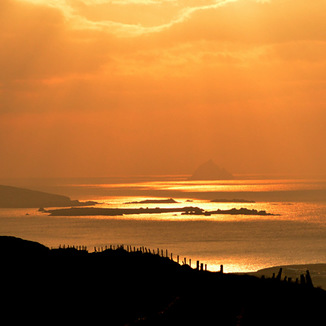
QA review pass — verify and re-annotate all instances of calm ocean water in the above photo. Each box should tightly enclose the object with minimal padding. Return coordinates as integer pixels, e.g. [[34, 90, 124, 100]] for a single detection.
[[1, 178, 326, 274]]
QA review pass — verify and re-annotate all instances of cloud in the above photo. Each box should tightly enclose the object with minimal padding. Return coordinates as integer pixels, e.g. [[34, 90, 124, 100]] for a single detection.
[[2, 0, 326, 116], [0, 1, 112, 82], [16, 0, 240, 36], [13, 0, 326, 42], [2, 0, 326, 177]]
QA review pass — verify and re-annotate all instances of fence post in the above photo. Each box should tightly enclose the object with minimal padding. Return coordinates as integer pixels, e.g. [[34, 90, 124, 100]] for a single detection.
[[200, 263, 204, 271], [276, 268, 282, 281], [177, 255, 179, 264], [306, 270, 313, 287], [300, 274, 306, 285], [189, 259, 191, 267], [220, 265, 224, 274], [196, 261, 200, 270]]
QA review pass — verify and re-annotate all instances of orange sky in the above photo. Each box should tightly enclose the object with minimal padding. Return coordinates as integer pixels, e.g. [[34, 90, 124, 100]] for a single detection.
[[1, 0, 326, 178]]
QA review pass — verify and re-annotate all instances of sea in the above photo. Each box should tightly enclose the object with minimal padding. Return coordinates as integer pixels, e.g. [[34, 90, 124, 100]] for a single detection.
[[1, 176, 326, 277]]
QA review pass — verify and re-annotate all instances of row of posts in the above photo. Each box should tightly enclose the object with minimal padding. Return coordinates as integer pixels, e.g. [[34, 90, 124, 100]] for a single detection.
[[57, 244, 88, 251], [55, 243, 224, 273], [54, 245, 312, 284], [270, 268, 314, 287]]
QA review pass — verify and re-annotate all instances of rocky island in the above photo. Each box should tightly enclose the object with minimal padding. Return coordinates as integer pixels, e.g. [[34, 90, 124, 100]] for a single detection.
[[45, 206, 277, 217]]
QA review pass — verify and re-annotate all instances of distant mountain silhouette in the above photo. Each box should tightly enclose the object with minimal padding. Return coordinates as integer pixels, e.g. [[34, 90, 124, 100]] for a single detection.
[[0, 184, 97, 208], [189, 160, 234, 180]]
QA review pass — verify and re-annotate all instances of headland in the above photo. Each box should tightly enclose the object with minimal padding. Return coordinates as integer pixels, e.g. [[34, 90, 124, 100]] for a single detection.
[[0, 184, 97, 208]]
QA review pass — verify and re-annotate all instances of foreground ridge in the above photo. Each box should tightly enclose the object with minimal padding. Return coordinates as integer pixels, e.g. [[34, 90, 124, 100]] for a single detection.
[[1, 236, 325, 326]]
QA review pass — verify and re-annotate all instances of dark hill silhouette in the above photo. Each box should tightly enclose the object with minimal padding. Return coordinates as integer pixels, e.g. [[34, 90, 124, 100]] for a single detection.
[[0, 184, 97, 208], [1, 236, 325, 325], [0, 235, 49, 257], [189, 160, 234, 180]]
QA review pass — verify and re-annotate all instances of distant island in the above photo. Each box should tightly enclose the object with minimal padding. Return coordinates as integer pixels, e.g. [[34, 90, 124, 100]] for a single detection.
[[45, 206, 276, 217], [182, 207, 275, 216], [211, 199, 255, 203], [125, 198, 178, 204], [0, 184, 97, 208], [189, 160, 234, 180], [208, 208, 276, 216]]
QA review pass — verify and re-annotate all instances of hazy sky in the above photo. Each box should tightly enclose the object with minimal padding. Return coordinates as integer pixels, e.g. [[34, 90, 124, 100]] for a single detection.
[[1, 0, 326, 178]]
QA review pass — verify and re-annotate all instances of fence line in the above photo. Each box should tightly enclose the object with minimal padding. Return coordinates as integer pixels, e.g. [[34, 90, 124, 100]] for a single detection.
[[52, 243, 223, 273], [50, 244, 314, 287]]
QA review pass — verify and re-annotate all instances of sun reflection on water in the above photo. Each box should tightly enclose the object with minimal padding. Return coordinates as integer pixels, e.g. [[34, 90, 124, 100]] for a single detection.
[[70, 179, 326, 194], [2, 178, 326, 277]]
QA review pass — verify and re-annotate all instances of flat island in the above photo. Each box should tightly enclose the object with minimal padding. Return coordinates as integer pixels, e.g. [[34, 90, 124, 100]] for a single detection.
[[46, 206, 276, 217], [211, 198, 256, 203], [125, 198, 179, 204]]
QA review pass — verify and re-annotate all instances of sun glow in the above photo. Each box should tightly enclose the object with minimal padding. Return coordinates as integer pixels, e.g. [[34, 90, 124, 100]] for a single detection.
[[2, 0, 326, 178]]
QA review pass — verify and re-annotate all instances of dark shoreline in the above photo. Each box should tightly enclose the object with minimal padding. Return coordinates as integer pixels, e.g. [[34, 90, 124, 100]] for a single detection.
[[0, 184, 97, 208], [1, 236, 325, 325]]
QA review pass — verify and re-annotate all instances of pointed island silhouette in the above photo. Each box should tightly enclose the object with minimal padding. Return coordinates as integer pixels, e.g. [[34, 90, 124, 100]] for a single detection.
[[189, 160, 234, 180]]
